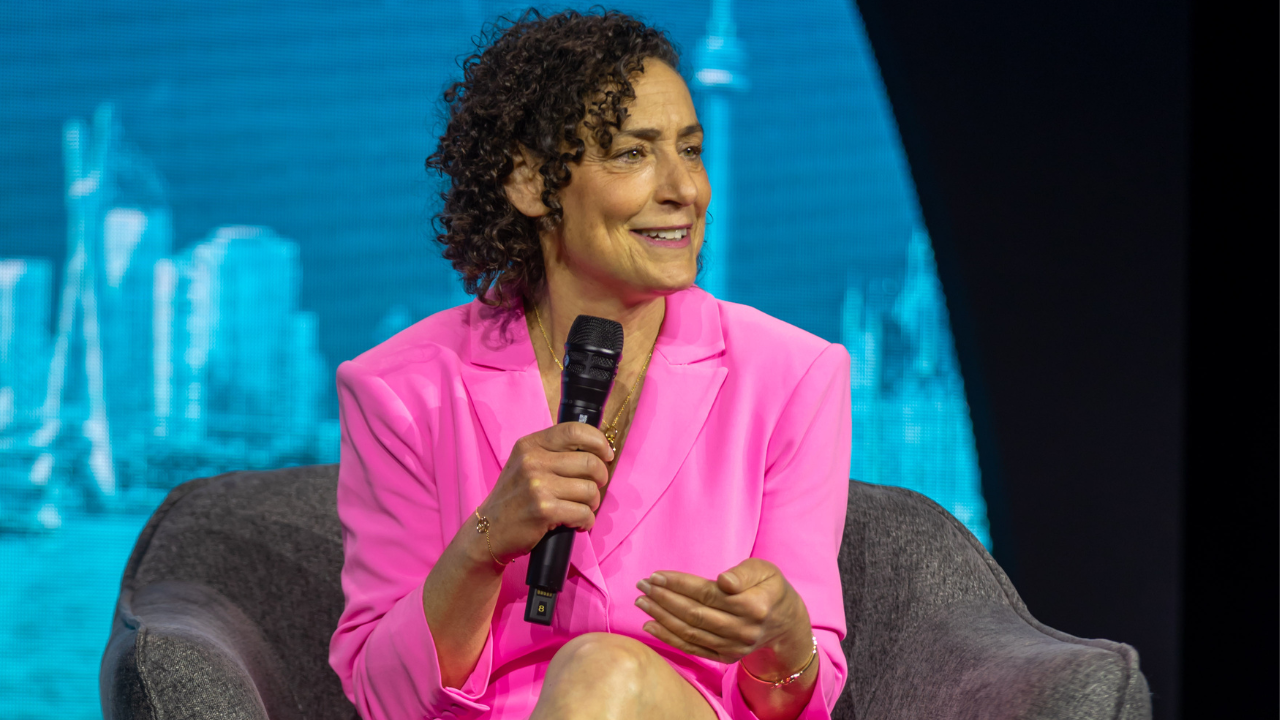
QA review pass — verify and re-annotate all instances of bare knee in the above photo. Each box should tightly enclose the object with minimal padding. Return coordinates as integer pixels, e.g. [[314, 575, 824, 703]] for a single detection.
[[549, 632, 651, 692], [539, 633, 658, 714], [534, 634, 713, 720]]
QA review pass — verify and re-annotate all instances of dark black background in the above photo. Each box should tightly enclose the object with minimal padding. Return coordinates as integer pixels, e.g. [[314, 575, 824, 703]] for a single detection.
[[1180, 0, 1277, 717], [854, 0, 1277, 718]]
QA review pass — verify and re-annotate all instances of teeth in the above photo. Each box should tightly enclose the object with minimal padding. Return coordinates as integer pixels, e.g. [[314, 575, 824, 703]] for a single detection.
[[638, 228, 688, 240]]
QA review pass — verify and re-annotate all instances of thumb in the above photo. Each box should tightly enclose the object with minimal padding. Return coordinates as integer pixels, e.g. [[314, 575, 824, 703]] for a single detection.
[[717, 558, 774, 595]]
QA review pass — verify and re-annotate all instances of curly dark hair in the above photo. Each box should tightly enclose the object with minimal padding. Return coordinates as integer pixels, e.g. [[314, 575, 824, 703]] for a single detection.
[[425, 8, 681, 308]]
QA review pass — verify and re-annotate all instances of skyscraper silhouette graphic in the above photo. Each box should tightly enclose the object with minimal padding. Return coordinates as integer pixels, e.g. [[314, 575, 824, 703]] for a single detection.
[[29, 104, 172, 525]]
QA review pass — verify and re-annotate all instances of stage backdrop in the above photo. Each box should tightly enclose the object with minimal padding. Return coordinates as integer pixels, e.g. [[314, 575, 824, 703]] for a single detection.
[[0, 1, 988, 715]]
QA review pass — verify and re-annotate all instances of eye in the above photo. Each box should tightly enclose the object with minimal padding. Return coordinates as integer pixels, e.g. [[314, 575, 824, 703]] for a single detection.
[[614, 146, 645, 162], [682, 145, 704, 159]]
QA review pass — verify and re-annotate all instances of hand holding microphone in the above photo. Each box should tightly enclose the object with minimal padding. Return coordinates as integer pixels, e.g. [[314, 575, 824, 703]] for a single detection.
[[472, 314, 625, 625], [472, 422, 613, 564]]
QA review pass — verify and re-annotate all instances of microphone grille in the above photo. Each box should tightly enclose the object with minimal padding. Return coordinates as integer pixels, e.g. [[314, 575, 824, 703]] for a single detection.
[[567, 315, 624, 353]]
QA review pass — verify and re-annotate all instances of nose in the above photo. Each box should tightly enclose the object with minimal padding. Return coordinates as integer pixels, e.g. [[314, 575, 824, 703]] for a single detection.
[[655, 150, 700, 208]]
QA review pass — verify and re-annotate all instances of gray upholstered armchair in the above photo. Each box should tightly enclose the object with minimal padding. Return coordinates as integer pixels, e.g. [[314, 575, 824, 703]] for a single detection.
[[99, 465, 1151, 719]]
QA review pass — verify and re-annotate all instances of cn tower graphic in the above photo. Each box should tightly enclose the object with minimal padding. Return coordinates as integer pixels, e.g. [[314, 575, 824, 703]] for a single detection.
[[692, 0, 749, 302]]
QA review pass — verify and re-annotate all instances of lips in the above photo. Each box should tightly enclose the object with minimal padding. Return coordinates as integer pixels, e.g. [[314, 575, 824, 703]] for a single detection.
[[629, 224, 693, 249], [630, 226, 691, 248], [631, 226, 690, 241]]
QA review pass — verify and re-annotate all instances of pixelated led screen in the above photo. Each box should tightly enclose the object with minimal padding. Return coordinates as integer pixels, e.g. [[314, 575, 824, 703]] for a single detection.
[[0, 1, 987, 715]]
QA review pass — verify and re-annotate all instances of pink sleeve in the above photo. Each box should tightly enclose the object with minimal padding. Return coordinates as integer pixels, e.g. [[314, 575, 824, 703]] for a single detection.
[[723, 344, 852, 720], [328, 360, 494, 720]]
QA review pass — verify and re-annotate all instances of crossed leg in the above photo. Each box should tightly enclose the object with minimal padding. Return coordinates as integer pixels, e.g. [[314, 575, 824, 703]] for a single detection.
[[530, 633, 719, 720]]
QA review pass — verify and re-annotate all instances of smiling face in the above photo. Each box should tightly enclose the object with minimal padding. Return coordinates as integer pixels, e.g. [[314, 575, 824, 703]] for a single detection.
[[536, 60, 711, 305]]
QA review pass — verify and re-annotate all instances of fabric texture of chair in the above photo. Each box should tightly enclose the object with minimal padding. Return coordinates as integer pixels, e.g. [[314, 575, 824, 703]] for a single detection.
[[99, 465, 1151, 719]]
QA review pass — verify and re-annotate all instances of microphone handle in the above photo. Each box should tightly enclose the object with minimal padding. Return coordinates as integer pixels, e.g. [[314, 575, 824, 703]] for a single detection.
[[523, 396, 607, 625]]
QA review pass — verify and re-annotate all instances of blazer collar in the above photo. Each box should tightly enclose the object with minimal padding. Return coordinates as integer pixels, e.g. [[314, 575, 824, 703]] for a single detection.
[[653, 285, 725, 366], [466, 301, 537, 372], [459, 286, 728, 593]]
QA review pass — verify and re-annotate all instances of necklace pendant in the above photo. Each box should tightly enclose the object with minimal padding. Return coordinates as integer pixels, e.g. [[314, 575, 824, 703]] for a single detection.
[[604, 427, 618, 454]]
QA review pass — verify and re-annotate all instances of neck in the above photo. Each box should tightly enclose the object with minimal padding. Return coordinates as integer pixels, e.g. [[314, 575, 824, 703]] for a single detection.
[[529, 279, 666, 374]]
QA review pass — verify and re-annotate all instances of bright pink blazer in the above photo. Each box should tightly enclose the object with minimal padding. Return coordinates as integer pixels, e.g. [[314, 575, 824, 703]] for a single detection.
[[330, 286, 852, 720]]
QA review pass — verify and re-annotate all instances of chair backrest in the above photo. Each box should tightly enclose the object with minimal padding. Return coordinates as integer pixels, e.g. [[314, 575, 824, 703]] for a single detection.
[[101, 465, 351, 720], [102, 466, 1148, 720]]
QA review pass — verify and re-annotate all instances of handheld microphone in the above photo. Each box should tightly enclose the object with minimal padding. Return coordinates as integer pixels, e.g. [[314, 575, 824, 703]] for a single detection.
[[524, 314, 623, 625]]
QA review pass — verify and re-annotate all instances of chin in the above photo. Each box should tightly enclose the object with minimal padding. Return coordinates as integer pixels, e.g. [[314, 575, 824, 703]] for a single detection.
[[617, 270, 692, 302], [654, 259, 699, 289], [644, 273, 697, 297]]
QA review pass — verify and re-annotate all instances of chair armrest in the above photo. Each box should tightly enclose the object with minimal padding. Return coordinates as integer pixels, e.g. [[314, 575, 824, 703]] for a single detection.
[[859, 601, 1151, 720], [100, 580, 300, 720], [834, 482, 1150, 720]]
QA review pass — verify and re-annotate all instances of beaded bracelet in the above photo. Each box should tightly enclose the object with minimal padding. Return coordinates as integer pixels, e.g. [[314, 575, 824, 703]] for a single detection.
[[739, 635, 818, 688]]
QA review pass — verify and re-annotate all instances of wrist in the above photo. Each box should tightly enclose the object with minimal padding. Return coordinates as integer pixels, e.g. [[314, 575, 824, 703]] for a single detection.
[[741, 634, 817, 689], [456, 514, 508, 576], [743, 630, 814, 681], [743, 593, 814, 680]]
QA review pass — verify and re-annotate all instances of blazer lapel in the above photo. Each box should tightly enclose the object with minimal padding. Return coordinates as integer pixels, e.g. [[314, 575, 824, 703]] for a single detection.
[[457, 301, 612, 595], [458, 301, 550, 471], [591, 287, 727, 564]]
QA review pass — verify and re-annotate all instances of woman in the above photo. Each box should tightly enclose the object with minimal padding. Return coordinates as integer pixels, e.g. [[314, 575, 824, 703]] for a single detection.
[[329, 10, 851, 720]]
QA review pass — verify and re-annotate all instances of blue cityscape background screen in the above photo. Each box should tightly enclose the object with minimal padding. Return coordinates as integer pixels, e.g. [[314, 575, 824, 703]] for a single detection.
[[0, 1, 988, 715]]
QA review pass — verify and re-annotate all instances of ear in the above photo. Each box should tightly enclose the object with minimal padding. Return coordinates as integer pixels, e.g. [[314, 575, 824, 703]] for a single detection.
[[503, 145, 549, 218]]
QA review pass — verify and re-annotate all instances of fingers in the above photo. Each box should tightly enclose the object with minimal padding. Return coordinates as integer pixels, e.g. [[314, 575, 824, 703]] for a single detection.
[[523, 495, 598, 532], [636, 578, 760, 656], [639, 615, 727, 663], [716, 558, 778, 595], [540, 449, 610, 489], [544, 498, 598, 531], [559, 477, 603, 512], [646, 565, 783, 633], [522, 475, 599, 513], [509, 444, 608, 499], [539, 422, 615, 464], [649, 571, 735, 612], [526, 452, 605, 511]]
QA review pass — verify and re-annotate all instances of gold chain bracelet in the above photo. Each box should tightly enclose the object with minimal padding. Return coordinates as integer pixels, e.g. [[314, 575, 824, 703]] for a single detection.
[[474, 509, 511, 567], [739, 635, 818, 688]]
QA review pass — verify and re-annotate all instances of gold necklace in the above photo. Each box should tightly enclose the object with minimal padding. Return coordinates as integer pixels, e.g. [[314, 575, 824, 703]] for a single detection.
[[533, 302, 655, 453]]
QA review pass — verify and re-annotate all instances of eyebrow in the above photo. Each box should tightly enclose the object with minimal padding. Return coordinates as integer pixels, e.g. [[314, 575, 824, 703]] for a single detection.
[[616, 123, 704, 141]]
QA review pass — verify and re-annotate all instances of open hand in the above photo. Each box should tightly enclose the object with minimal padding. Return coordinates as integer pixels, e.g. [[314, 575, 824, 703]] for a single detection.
[[634, 558, 813, 674]]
